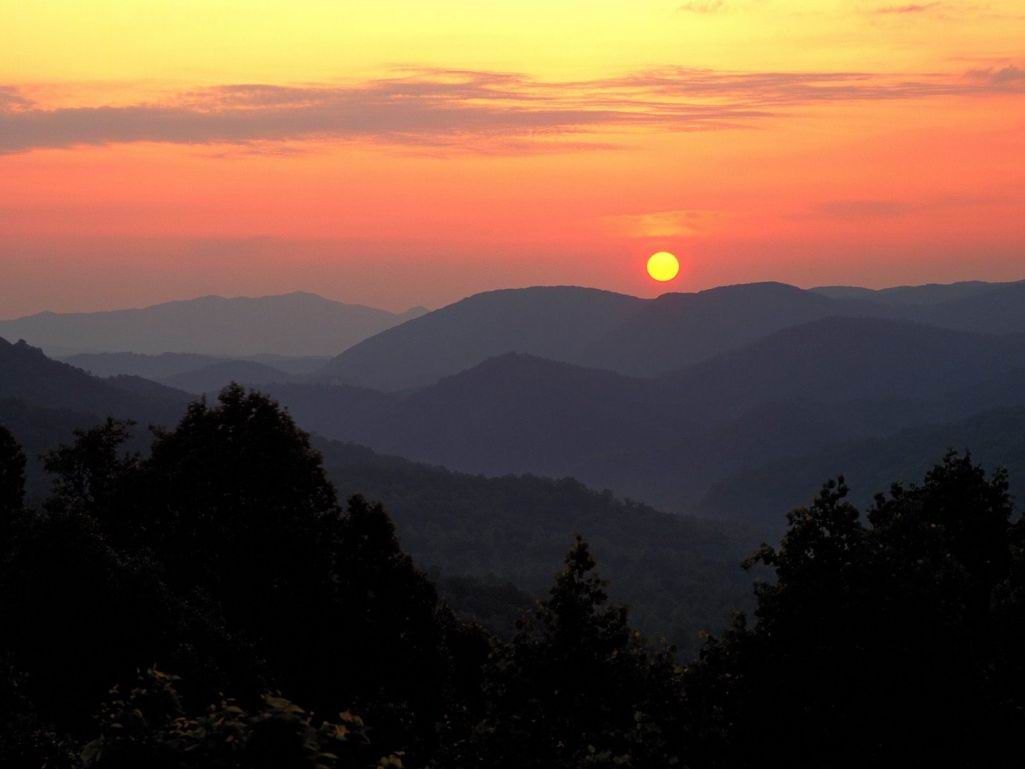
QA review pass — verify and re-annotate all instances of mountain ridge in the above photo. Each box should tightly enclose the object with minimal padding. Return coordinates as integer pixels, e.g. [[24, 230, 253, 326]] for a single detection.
[[0, 291, 427, 357]]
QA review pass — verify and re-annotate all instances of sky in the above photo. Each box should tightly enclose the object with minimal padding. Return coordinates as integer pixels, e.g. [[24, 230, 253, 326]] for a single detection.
[[1, 0, 1024, 316]]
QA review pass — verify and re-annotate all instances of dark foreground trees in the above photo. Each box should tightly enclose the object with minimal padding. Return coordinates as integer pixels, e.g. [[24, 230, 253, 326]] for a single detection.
[[2, 389, 1025, 768], [683, 454, 1025, 768], [440, 537, 685, 769], [0, 389, 483, 767]]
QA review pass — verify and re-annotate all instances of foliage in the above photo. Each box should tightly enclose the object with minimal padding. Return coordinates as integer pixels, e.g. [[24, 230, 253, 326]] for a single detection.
[[3, 386, 1025, 768], [444, 537, 685, 769], [80, 668, 398, 769], [682, 452, 1025, 768], [0, 424, 26, 522], [321, 441, 755, 657], [0, 387, 483, 765]]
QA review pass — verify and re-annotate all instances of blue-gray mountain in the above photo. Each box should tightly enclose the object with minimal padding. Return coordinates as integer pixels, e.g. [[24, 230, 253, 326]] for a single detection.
[[262, 316, 1025, 514], [319, 279, 1025, 390], [0, 338, 754, 654], [0, 292, 427, 357]]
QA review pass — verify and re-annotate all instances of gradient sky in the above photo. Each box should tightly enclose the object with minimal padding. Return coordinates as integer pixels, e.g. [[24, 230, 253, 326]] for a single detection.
[[2, 0, 1024, 316]]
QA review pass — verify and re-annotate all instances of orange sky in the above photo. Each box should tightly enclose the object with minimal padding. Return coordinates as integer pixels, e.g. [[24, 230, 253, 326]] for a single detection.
[[1, 0, 1024, 315]]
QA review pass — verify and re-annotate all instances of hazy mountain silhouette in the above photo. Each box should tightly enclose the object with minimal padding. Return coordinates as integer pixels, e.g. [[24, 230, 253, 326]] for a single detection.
[[62, 351, 227, 379], [811, 279, 1013, 306], [158, 360, 296, 393], [283, 317, 1025, 511], [661, 316, 1025, 419], [314, 437, 755, 654], [0, 337, 189, 424], [320, 282, 895, 388], [905, 280, 1025, 334], [813, 280, 1025, 333], [9, 280, 1025, 526], [319, 286, 645, 390], [63, 350, 331, 379], [0, 341, 754, 652], [329, 353, 687, 475], [576, 281, 885, 375], [0, 292, 426, 356], [320, 280, 1025, 390], [700, 406, 1025, 533]]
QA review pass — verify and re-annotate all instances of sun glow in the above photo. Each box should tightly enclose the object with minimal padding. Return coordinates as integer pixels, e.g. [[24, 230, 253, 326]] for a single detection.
[[646, 251, 680, 282]]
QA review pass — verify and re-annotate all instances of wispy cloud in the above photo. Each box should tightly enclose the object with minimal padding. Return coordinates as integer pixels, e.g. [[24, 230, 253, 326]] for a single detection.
[[1, 65, 1021, 155], [603, 208, 724, 238], [0, 87, 32, 111], [873, 2, 942, 14], [813, 199, 911, 218], [966, 65, 1025, 90], [678, 1, 726, 13], [810, 192, 1023, 219]]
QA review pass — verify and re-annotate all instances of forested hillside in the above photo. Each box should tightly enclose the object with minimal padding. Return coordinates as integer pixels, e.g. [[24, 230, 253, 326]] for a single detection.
[[0, 353, 755, 654], [2, 389, 1023, 767]]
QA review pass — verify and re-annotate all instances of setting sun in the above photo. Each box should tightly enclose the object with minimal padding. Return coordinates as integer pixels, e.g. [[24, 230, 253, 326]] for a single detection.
[[646, 251, 680, 282]]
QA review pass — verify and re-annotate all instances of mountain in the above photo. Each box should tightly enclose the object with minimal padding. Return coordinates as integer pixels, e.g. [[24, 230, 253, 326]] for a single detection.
[[0, 340, 756, 654], [0, 337, 189, 424], [814, 279, 1025, 334], [318, 286, 645, 390], [811, 280, 1010, 306], [320, 280, 1025, 391], [700, 406, 1025, 533], [661, 316, 1025, 420], [282, 318, 1025, 511], [62, 351, 227, 379], [576, 281, 886, 376], [906, 280, 1025, 335], [332, 353, 688, 476], [316, 438, 755, 655], [63, 351, 331, 379], [158, 360, 295, 393], [0, 292, 426, 356]]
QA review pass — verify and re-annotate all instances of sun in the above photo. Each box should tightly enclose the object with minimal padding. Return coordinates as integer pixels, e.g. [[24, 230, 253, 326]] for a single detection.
[[646, 251, 680, 282]]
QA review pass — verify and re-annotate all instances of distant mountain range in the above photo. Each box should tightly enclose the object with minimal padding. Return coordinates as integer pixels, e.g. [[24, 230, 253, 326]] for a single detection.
[[10, 279, 1025, 393], [321, 279, 1025, 390], [0, 292, 427, 356], [265, 316, 1025, 515], [0, 337, 189, 425], [62, 351, 331, 379], [7, 276, 1025, 644], [699, 406, 1025, 533], [319, 286, 645, 390], [5, 276, 1025, 537], [0, 340, 754, 653]]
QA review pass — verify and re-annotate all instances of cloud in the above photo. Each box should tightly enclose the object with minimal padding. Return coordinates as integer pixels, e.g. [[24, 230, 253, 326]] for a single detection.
[[873, 3, 942, 13], [810, 192, 1020, 219], [678, 1, 726, 13], [604, 209, 723, 238], [966, 65, 1025, 90], [1, 65, 1022, 155], [813, 200, 911, 218], [0, 87, 33, 111]]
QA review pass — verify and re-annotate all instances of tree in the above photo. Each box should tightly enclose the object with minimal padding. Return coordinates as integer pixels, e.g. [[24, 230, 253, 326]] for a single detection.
[[133, 387, 482, 759], [80, 668, 401, 769], [682, 452, 1025, 769], [0, 425, 26, 539], [452, 536, 683, 769], [44, 419, 138, 516], [0, 386, 492, 763]]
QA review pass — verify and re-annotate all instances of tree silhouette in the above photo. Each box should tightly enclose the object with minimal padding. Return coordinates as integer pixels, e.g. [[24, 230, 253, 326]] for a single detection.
[[79, 667, 400, 769], [0, 386, 488, 764], [5, 387, 1025, 768], [452, 536, 683, 769], [683, 452, 1025, 769], [0, 425, 26, 535]]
